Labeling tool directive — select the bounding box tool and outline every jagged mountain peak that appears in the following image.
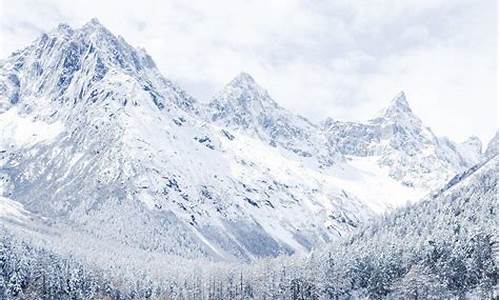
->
[24,19,137,71]
[368,91,427,136]
[322,91,414,130]
[208,73,341,163]
[322,90,483,190]
[219,72,277,107]
[390,90,409,106]
[209,72,279,121]
[0,18,199,117]
[49,19,140,62]
[83,17,104,28]
[79,18,117,38]
[55,23,73,35]
[377,90,414,119]
[229,71,257,86]
[50,19,108,40]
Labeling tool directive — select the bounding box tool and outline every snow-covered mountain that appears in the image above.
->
[0,19,491,262]
[207,72,340,167]
[322,92,480,190]
[0,19,369,261]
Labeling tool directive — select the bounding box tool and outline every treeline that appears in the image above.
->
[0,232,120,299]
[0,157,498,299]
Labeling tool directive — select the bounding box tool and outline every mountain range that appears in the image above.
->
[0,19,497,263]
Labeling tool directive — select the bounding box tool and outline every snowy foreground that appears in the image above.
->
[0,19,498,299]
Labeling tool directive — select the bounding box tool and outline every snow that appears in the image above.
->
[0,107,64,148]
[338,155,426,213]
[0,196,30,221]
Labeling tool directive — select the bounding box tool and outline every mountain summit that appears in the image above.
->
[0,17,196,117]
[228,72,259,88]
[209,72,279,127]
[380,91,412,116]
[208,72,340,164]
[323,92,479,189]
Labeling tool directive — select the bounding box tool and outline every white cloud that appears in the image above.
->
[0,0,496,143]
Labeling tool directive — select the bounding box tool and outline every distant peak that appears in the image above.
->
[81,18,109,33]
[51,19,110,38]
[56,23,73,35]
[211,71,279,110]
[379,91,413,117]
[223,72,271,99]
[83,18,102,28]
[230,72,257,86]
[389,91,410,110]
[222,71,264,95]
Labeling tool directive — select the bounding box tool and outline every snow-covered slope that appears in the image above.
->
[322,92,479,190]
[0,19,487,262]
[1,138,495,300]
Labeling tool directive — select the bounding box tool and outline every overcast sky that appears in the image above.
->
[0,0,497,143]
